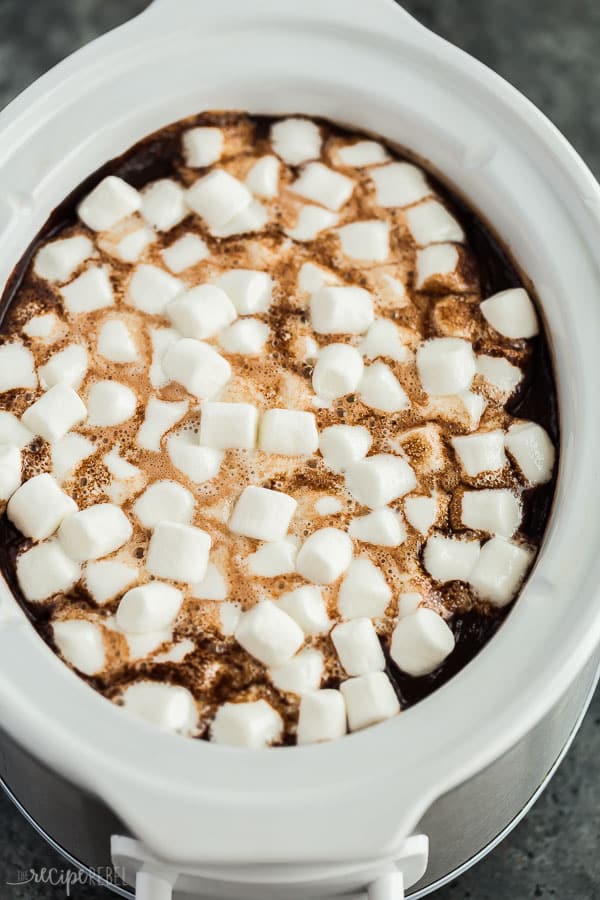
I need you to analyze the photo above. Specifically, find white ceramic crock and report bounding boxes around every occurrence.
[1,1,600,897]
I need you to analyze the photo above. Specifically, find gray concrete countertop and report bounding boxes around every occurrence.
[0,1,599,897]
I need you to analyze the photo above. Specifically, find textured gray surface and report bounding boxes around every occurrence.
[0,1,599,897]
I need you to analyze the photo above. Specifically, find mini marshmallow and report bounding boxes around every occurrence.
[0,444,21,500]
[286,205,339,241]
[9,475,77,542]
[191,563,228,601]
[235,600,304,667]
[349,508,406,547]
[291,162,354,211]
[146,522,211,583]
[0,412,32,448]
[186,169,252,230]
[51,433,95,481]
[97,320,138,363]
[460,391,487,430]
[415,244,460,289]
[247,537,298,577]
[404,495,437,535]
[216,269,273,315]
[87,381,137,427]
[199,401,258,450]
[220,601,242,635]
[116,582,183,634]
[345,454,417,509]
[229,485,297,542]
[296,527,353,585]
[270,648,324,695]
[417,338,475,395]
[337,220,389,262]
[22,384,86,443]
[133,480,194,529]
[371,162,431,207]
[341,672,400,731]
[162,338,231,400]
[406,200,464,244]
[505,422,555,485]
[127,264,183,315]
[398,592,422,618]
[115,226,155,263]
[310,286,374,335]
[149,326,179,389]
[210,198,268,238]
[218,318,270,355]
[167,430,224,483]
[17,540,80,602]
[480,288,538,339]
[469,536,533,606]
[167,284,237,339]
[259,409,319,456]
[153,639,195,664]
[39,344,88,390]
[53,620,106,676]
[141,179,187,232]
[476,355,523,394]
[245,155,280,198]
[390,608,455,676]
[338,558,392,619]
[278,585,330,635]
[337,141,390,167]
[23,312,63,341]
[297,689,347,744]
[360,319,409,363]
[462,489,521,538]
[183,126,223,167]
[0,342,37,391]
[103,447,140,480]
[319,424,372,473]
[162,233,209,273]
[315,496,343,516]
[271,118,322,165]
[121,682,197,734]
[78,176,141,231]
[61,266,114,315]
[359,362,410,413]
[423,534,481,583]
[125,630,172,662]
[398,423,446,474]
[452,429,507,476]
[136,397,188,452]
[84,560,137,605]
[331,618,385,676]
[34,235,94,282]
[211,699,282,748]
[58,503,132,561]
[312,344,364,399]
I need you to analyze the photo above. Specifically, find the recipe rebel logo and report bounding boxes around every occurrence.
[6,864,126,896]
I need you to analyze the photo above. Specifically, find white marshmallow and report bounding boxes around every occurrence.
[84,560,137,605]
[398,592,422,618]
[162,338,231,400]
[141,178,187,231]
[337,220,389,262]
[271,118,322,165]
[228,485,297,542]
[216,269,273,315]
[298,262,337,294]
[371,162,430,207]
[390,608,455,677]
[270,648,324,695]
[460,390,487,430]
[167,430,224,483]
[161,233,209,273]
[210,198,268,238]
[125,630,172,662]
[297,689,347,744]
[345,453,417,509]
[417,338,475,395]
[337,141,390,167]
[61,266,114,315]
[149,326,179,389]
[296,527,353,585]
[286,205,339,241]
[58,503,132,561]
[23,312,63,341]
[338,558,392,619]
[186,169,252,229]
[34,235,94,282]
[310,286,374,335]
[78,176,141,231]
[199,401,258,450]
[103,447,140,480]
[416,244,460,289]
[97,320,138,363]
[53,620,106,676]
[218,318,270,355]
[8,474,76,540]
[452,429,507,476]
[359,362,410,413]
[235,600,304,667]
[246,155,280,198]
[315,495,343,516]
[0,412,32,448]
[341,672,400,731]
[406,200,464,244]
[51,433,95,481]
[17,540,80,602]
[116,582,183,634]
[191,563,228,601]
[153,639,195,664]
[146,522,211,583]
[220,601,242,635]
[423,534,481,583]
[505,422,555,485]
[122,682,197,734]
[183,126,223,167]
[312,344,364,400]
[133,480,194,529]
[278,585,330,635]
[136,397,188,452]
[115,226,155,263]
[404,495,437,535]
[480,288,539,339]
[360,319,409,363]
[211,699,282,748]
[247,537,298,577]
[398,423,446,474]
[22,384,86,442]
[291,162,354,211]
[319,424,371,473]
[87,381,137,427]
[127,264,183,315]
[349,508,406,547]
[0,444,21,500]
[167,284,237,340]
[469,536,533,606]
[0,342,37,391]
[331,618,385,676]
[476,355,523,394]
[259,408,319,456]
[39,344,88,390]
[462,489,521,537]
